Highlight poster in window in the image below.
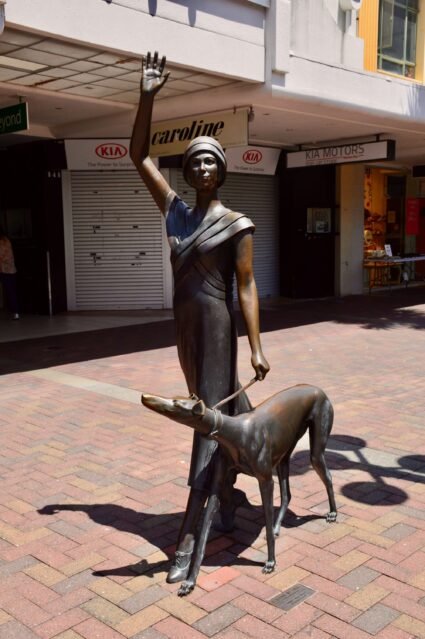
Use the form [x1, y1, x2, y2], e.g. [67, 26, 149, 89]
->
[307, 208, 331, 233]
[405, 197, 420, 235]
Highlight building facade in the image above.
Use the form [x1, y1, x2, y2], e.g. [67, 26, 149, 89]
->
[1, 0, 425, 311]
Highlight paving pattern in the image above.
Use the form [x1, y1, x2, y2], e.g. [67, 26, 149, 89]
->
[0, 288, 424, 638]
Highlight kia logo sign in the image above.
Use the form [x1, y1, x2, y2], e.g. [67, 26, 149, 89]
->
[243, 149, 262, 164]
[95, 143, 128, 159]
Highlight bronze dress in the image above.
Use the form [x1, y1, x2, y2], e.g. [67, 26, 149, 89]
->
[166, 195, 254, 491]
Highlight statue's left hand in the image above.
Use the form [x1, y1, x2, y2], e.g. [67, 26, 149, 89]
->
[141, 51, 170, 96]
[252, 351, 270, 381]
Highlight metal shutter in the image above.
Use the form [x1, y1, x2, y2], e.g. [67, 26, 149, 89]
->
[175, 171, 279, 298]
[70, 171, 164, 309]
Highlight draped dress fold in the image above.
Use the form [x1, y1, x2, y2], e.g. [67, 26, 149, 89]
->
[166, 195, 255, 490]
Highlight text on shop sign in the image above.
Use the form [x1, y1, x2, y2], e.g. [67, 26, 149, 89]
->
[287, 140, 395, 168]
[0, 102, 28, 135]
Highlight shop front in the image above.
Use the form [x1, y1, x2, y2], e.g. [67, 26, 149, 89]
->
[0, 140, 67, 315]
[280, 139, 403, 298]
[63, 127, 281, 310]
[363, 166, 425, 290]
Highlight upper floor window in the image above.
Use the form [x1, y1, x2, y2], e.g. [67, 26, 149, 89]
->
[378, 0, 418, 78]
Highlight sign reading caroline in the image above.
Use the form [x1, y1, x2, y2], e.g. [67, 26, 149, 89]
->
[287, 140, 395, 168]
[225, 146, 281, 175]
[150, 110, 248, 157]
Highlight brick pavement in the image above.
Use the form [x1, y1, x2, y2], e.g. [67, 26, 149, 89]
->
[0, 288, 424, 638]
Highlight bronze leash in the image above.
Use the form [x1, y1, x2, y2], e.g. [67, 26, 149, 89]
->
[212, 377, 258, 410]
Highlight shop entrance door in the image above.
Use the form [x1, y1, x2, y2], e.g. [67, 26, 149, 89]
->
[280, 165, 336, 298]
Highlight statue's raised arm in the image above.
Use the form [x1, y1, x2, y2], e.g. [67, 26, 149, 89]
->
[130, 52, 172, 215]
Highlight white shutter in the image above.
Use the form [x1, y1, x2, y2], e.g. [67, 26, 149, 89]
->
[70, 171, 164, 309]
[175, 171, 279, 298]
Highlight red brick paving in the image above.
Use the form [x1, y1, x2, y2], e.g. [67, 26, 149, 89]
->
[0, 288, 425, 637]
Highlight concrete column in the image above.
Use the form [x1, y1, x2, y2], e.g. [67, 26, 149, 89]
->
[266, 0, 291, 77]
[337, 163, 364, 296]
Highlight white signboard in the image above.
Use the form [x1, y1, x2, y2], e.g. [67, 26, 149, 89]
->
[65, 111, 248, 169]
[150, 110, 248, 157]
[65, 139, 135, 170]
[287, 140, 395, 168]
[225, 146, 281, 175]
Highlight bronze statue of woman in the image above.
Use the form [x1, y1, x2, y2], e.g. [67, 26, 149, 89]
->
[130, 51, 270, 584]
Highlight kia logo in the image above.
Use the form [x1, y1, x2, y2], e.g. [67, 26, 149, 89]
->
[95, 143, 128, 159]
[243, 149, 262, 164]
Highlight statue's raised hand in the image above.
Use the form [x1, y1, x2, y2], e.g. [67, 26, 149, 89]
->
[141, 51, 169, 96]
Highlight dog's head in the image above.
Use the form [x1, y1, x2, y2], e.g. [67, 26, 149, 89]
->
[141, 392, 206, 425]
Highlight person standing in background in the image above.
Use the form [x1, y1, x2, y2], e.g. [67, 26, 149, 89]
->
[0, 227, 19, 320]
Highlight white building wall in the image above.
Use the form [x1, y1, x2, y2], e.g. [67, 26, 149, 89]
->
[9, 0, 266, 82]
[289, 0, 364, 69]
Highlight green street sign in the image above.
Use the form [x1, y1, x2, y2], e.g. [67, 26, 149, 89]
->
[0, 102, 29, 135]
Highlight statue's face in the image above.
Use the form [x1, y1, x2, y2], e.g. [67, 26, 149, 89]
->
[187, 152, 218, 191]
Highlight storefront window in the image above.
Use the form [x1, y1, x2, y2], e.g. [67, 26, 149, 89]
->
[378, 0, 418, 79]
[364, 168, 406, 257]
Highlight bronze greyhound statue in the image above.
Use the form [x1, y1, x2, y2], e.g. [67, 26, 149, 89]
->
[142, 384, 337, 595]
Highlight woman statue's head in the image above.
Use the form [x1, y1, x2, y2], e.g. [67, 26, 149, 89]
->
[183, 136, 227, 189]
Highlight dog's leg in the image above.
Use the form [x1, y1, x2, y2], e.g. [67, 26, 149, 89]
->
[310, 400, 337, 523]
[259, 477, 276, 573]
[273, 454, 291, 537]
[178, 491, 220, 596]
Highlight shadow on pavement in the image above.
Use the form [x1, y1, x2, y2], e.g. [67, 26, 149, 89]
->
[1, 288, 424, 376]
[291, 434, 425, 508]
[37, 432, 420, 578]
[37, 497, 329, 579]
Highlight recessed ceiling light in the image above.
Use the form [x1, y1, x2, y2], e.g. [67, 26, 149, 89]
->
[0, 55, 46, 72]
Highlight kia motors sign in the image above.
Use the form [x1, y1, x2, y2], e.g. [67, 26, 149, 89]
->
[225, 146, 281, 175]
[65, 139, 134, 170]
[287, 140, 395, 168]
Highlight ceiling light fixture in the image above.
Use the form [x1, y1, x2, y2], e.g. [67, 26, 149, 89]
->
[0, 54, 46, 72]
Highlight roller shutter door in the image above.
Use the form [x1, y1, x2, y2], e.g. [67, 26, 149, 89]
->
[176, 171, 279, 298]
[70, 171, 164, 309]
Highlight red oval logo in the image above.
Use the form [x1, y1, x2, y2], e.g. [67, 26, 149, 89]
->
[95, 143, 128, 159]
[242, 149, 263, 164]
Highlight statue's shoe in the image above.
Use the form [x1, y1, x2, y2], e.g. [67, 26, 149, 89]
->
[166, 550, 192, 583]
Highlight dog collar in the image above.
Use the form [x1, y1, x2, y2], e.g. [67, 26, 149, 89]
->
[208, 409, 223, 439]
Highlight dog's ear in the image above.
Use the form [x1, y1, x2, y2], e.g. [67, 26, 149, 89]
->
[189, 393, 199, 401]
[192, 399, 206, 417]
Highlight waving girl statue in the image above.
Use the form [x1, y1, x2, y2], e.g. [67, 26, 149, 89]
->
[130, 52, 270, 584]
